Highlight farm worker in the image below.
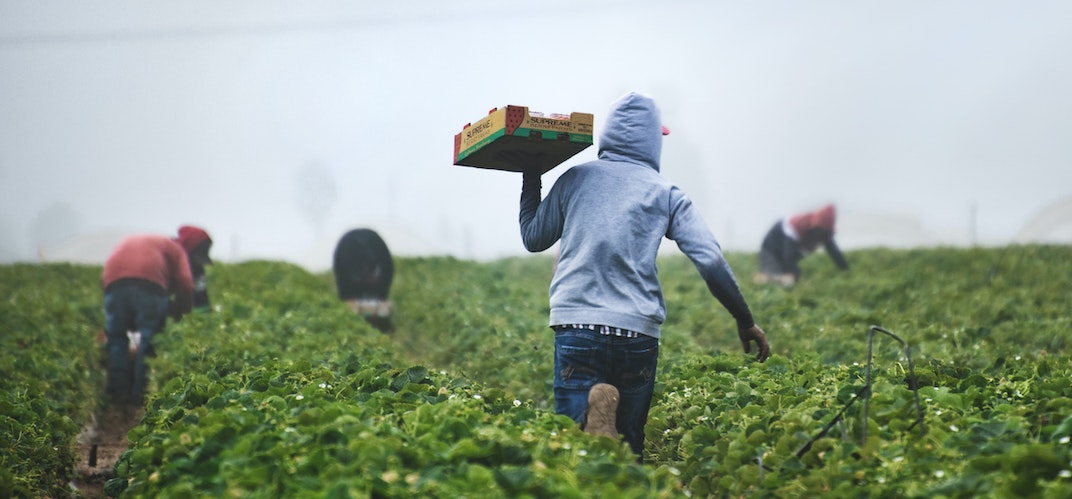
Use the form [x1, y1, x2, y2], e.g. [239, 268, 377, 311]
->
[517, 92, 770, 461]
[173, 225, 213, 311]
[101, 234, 195, 406]
[333, 228, 395, 333]
[754, 203, 849, 287]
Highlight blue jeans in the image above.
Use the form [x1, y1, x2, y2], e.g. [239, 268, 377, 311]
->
[553, 328, 659, 459]
[103, 284, 169, 405]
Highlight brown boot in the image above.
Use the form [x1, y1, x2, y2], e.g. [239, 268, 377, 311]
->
[584, 383, 619, 438]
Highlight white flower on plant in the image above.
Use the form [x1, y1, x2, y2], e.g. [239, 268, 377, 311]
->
[473, 394, 482, 400]
[513, 399, 522, 407]
[934, 470, 945, 478]
[1059, 436, 1070, 444]
[578, 450, 587, 456]
[1059, 470, 1071, 478]
[949, 425, 959, 432]
[296, 394, 304, 400]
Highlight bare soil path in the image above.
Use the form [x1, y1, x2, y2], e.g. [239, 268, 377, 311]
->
[69, 405, 143, 497]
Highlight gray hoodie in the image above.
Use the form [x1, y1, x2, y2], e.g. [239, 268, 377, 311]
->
[519, 92, 753, 338]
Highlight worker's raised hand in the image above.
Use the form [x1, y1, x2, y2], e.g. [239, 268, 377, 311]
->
[738, 324, 770, 362]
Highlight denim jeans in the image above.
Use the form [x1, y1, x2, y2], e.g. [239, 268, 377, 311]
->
[103, 284, 169, 405]
[553, 328, 659, 459]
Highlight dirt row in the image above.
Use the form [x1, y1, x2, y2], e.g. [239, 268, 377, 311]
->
[70, 404, 142, 498]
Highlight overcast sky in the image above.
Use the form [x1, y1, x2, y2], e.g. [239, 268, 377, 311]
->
[2, 1, 1070, 270]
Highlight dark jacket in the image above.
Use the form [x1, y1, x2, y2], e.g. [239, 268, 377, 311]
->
[332, 229, 394, 301]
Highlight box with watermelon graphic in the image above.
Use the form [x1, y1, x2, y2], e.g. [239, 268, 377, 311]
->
[453, 105, 594, 174]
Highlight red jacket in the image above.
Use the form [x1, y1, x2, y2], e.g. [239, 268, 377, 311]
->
[102, 235, 195, 316]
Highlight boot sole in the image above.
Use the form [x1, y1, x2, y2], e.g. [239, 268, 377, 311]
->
[585, 383, 619, 438]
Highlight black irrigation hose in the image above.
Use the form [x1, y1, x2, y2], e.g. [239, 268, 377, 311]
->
[794, 384, 870, 458]
[792, 325, 927, 461]
[752, 325, 931, 481]
[864, 325, 926, 441]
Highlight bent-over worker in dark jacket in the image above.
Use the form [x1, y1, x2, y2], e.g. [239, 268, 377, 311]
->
[333, 228, 394, 332]
[755, 203, 849, 287]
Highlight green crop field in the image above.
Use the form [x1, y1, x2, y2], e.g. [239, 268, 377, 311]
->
[2, 245, 1071, 497]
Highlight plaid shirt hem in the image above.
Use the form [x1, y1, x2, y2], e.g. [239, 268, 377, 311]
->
[552, 323, 640, 338]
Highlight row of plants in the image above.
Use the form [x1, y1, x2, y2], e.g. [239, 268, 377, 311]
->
[1, 245, 1070, 496]
[0, 264, 103, 497]
[111, 260, 679, 497]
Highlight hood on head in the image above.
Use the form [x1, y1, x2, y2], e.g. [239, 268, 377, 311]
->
[814, 204, 836, 232]
[597, 92, 666, 172]
[789, 204, 837, 236]
[175, 225, 213, 262]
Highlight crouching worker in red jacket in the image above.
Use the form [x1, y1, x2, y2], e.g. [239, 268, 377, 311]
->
[755, 203, 849, 287]
[101, 234, 194, 406]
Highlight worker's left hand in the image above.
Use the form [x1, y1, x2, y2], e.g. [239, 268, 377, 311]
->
[738, 324, 770, 363]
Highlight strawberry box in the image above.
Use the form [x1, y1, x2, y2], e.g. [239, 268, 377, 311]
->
[453, 105, 594, 174]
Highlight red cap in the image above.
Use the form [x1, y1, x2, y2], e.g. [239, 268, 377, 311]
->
[789, 204, 836, 235]
[815, 204, 836, 232]
[175, 225, 211, 254]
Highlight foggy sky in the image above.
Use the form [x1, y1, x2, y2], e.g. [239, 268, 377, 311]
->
[2, 0, 1071, 270]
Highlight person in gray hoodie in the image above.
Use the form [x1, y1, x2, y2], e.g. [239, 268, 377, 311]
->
[518, 92, 770, 461]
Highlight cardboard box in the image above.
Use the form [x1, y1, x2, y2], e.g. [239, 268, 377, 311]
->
[453, 105, 594, 174]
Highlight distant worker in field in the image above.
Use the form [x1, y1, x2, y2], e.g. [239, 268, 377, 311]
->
[517, 92, 770, 462]
[173, 225, 214, 311]
[333, 228, 394, 333]
[755, 203, 849, 287]
[101, 233, 195, 406]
